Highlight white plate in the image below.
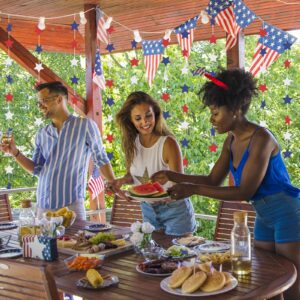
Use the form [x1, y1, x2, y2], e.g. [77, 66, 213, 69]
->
[172, 237, 206, 247]
[136, 265, 172, 277]
[85, 224, 112, 233]
[0, 248, 22, 258]
[0, 222, 17, 231]
[127, 193, 170, 203]
[160, 275, 238, 297]
[196, 241, 230, 253]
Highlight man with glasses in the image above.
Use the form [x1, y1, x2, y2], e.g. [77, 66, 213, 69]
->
[0, 81, 119, 220]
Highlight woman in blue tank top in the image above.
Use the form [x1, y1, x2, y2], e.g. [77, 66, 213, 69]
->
[152, 68, 300, 300]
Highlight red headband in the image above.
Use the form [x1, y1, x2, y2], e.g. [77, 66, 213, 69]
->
[193, 67, 229, 90]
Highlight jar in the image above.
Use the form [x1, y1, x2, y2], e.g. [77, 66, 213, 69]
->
[231, 211, 251, 275]
[18, 200, 36, 244]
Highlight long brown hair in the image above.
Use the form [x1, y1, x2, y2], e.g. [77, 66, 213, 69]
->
[116, 91, 173, 169]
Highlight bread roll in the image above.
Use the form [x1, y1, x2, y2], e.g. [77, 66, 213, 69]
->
[181, 271, 207, 293]
[168, 266, 192, 288]
[197, 261, 213, 274]
[200, 271, 226, 293]
[222, 272, 233, 285]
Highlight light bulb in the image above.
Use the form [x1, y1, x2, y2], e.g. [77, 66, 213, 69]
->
[79, 11, 87, 25]
[38, 17, 46, 30]
[163, 29, 172, 40]
[200, 10, 209, 24]
[104, 16, 113, 29]
[133, 30, 142, 43]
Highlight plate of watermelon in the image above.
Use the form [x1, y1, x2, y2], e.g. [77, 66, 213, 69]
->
[128, 182, 170, 202]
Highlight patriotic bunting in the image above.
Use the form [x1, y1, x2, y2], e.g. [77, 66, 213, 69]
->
[93, 48, 106, 90]
[96, 7, 109, 46]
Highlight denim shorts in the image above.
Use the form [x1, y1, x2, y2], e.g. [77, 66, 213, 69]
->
[250, 192, 300, 243]
[140, 198, 196, 236]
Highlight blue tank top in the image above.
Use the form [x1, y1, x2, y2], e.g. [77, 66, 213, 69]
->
[229, 128, 300, 201]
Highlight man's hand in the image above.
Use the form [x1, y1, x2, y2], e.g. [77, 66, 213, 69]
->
[167, 183, 197, 200]
[0, 136, 18, 157]
[105, 179, 133, 202]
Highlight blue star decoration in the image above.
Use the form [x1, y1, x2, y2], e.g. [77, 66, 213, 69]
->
[71, 21, 79, 30]
[106, 43, 115, 52]
[284, 41, 292, 50]
[131, 40, 138, 49]
[181, 30, 190, 38]
[107, 152, 114, 160]
[283, 95, 292, 104]
[6, 182, 12, 189]
[260, 100, 266, 109]
[6, 23, 12, 32]
[106, 97, 115, 106]
[6, 75, 13, 84]
[35, 45, 43, 54]
[163, 111, 170, 119]
[283, 149, 292, 158]
[210, 18, 216, 26]
[260, 48, 267, 56]
[181, 138, 189, 148]
[181, 84, 189, 93]
[71, 76, 79, 84]
[162, 57, 170, 66]
[210, 127, 216, 137]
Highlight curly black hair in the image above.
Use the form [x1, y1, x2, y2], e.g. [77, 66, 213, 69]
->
[199, 68, 258, 115]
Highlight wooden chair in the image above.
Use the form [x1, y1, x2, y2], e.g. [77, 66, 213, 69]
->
[0, 193, 12, 222]
[0, 259, 59, 300]
[214, 201, 256, 242]
[110, 195, 143, 227]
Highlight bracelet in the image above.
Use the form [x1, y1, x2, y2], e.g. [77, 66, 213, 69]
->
[14, 149, 20, 158]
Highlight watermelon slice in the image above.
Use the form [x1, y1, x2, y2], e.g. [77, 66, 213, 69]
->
[129, 182, 168, 198]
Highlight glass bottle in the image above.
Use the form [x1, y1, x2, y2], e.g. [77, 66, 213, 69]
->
[18, 199, 36, 245]
[231, 211, 252, 275]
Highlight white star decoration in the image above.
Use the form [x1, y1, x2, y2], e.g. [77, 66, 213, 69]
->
[107, 59, 113, 68]
[163, 73, 169, 82]
[180, 121, 189, 130]
[130, 76, 138, 84]
[181, 67, 189, 75]
[5, 111, 14, 120]
[4, 57, 13, 66]
[283, 78, 292, 86]
[34, 63, 44, 72]
[284, 132, 292, 140]
[34, 118, 44, 126]
[120, 61, 127, 68]
[208, 53, 217, 62]
[5, 165, 14, 174]
[107, 115, 114, 122]
[259, 65, 267, 74]
[259, 120, 267, 127]
[70, 58, 78, 67]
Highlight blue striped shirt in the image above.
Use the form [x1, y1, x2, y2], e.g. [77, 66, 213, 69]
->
[32, 115, 109, 209]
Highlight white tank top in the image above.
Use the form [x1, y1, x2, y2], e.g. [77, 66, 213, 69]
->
[130, 135, 172, 190]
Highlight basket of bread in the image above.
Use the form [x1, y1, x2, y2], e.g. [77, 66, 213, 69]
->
[44, 207, 76, 228]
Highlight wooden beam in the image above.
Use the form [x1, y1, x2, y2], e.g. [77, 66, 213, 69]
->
[226, 31, 245, 70]
[85, 4, 106, 223]
[0, 26, 86, 115]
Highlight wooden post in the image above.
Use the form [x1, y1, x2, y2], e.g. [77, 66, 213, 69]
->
[85, 4, 106, 223]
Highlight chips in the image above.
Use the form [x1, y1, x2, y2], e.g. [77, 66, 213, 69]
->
[199, 251, 232, 264]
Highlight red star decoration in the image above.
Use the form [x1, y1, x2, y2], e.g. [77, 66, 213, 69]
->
[284, 60, 291, 69]
[71, 96, 78, 105]
[182, 49, 189, 57]
[182, 104, 188, 113]
[161, 93, 170, 102]
[285, 115, 291, 125]
[35, 26, 43, 35]
[106, 79, 114, 88]
[106, 26, 115, 34]
[259, 29, 267, 37]
[106, 134, 114, 143]
[209, 143, 218, 152]
[71, 40, 78, 49]
[5, 93, 13, 102]
[5, 39, 13, 48]
[209, 35, 217, 44]
[183, 157, 189, 167]
[162, 39, 170, 47]
[258, 84, 268, 93]
[130, 57, 139, 66]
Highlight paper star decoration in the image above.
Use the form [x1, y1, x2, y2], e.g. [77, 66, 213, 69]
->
[71, 21, 79, 30]
[6, 23, 12, 32]
[71, 76, 79, 84]
[285, 116, 291, 125]
[6, 75, 13, 84]
[5, 165, 14, 174]
[130, 76, 138, 84]
[182, 49, 189, 57]
[106, 26, 115, 34]
[283, 132, 292, 140]
[162, 57, 170, 66]
[34, 118, 44, 126]
[106, 43, 115, 52]
[283, 78, 292, 86]
[130, 57, 139, 66]
[259, 28, 267, 37]
[135, 168, 150, 184]
[107, 115, 114, 122]
[162, 39, 170, 47]
[260, 48, 267, 56]
[210, 128, 216, 137]
[208, 53, 218, 62]
[161, 93, 170, 102]
[284, 60, 291, 68]
[35, 45, 43, 54]
[106, 97, 115, 106]
[260, 65, 267, 74]
[4, 57, 13, 66]
[182, 104, 188, 113]
[283, 95, 292, 104]
[163, 74, 169, 82]
[71, 96, 78, 105]
[259, 84, 268, 93]
[209, 143, 218, 152]
[71, 58, 78, 67]
[209, 35, 217, 44]
[181, 138, 189, 148]
[34, 63, 44, 72]
[71, 40, 78, 49]
[181, 66, 189, 74]
[260, 100, 266, 109]
[5, 111, 14, 120]
[107, 152, 114, 160]
[106, 79, 114, 88]
[106, 134, 114, 143]
[5, 39, 13, 48]
[181, 84, 189, 93]
[284, 41, 292, 50]
[163, 111, 170, 119]
[5, 93, 13, 102]
[283, 149, 292, 158]
[131, 40, 138, 49]
[180, 121, 189, 130]
[183, 157, 189, 167]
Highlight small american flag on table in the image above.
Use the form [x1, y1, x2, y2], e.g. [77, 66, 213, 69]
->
[88, 167, 105, 199]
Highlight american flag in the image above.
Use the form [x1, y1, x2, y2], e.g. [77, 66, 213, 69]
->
[93, 49, 106, 90]
[227, 0, 256, 49]
[96, 7, 108, 46]
[142, 39, 165, 86]
[249, 23, 297, 77]
[22, 235, 35, 257]
[206, 0, 235, 51]
[174, 16, 199, 61]
[88, 167, 105, 200]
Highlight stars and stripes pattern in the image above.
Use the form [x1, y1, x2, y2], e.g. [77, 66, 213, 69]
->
[174, 16, 199, 61]
[96, 7, 108, 46]
[88, 167, 105, 200]
[249, 23, 297, 77]
[142, 39, 165, 86]
[22, 235, 35, 257]
[93, 48, 106, 90]
[206, 0, 236, 51]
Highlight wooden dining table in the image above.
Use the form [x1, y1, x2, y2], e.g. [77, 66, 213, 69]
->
[1, 220, 297, 300]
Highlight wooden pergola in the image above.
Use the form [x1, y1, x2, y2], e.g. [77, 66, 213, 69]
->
[0, 0, 300, 218]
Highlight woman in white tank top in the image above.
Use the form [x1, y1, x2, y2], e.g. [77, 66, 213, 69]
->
[111, 91, 196, 236]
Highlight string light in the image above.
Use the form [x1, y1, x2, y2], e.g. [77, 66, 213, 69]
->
[38, 17, 45, 30]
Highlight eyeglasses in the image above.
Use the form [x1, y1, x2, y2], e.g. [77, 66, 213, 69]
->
[36, 95, 58, 106]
